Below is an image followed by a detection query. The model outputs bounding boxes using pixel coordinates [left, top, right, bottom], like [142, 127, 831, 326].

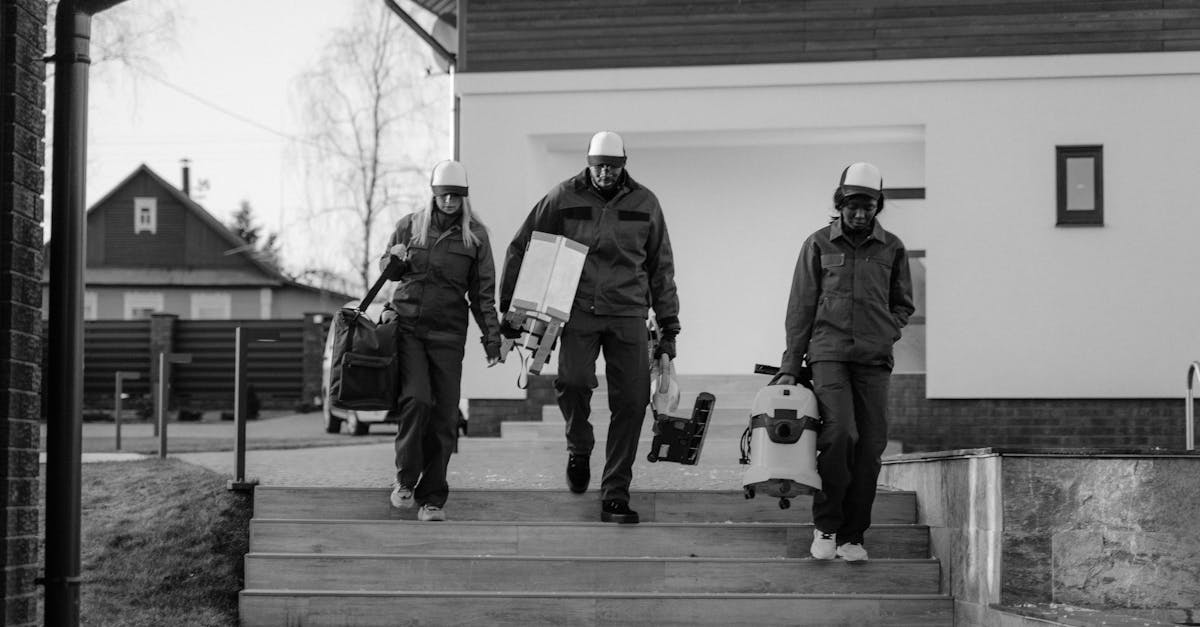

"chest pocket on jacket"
[820, 253, 848, 294]
[437, 240, 475, 286]
[559, 206, 594, 246]
[406, 243, 431, 275]
[616, 210, 650, 251]
[863, 255, 893, 300]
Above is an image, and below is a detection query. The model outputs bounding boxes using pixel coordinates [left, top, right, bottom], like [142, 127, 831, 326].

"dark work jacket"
[379, 213, 501, 355]
[499, 169, 680, 322]
[780, 218, 915, 373]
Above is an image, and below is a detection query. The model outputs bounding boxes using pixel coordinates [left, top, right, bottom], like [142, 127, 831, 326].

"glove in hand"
[499, 317, 524, 340]
[653, 336, 676, 360]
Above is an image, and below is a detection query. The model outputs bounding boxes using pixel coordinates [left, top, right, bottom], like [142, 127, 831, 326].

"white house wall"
[457, 52, 1200, 400]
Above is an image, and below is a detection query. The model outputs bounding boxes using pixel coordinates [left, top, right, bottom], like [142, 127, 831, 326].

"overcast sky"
[50, 0, 446, 275]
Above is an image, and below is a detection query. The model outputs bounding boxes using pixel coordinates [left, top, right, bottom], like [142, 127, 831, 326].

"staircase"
[240, 486, 953, 626]
[240, 376, 949, 625]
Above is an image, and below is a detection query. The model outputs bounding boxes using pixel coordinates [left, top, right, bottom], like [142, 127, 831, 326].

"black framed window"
[1056, 145, 1103, 226]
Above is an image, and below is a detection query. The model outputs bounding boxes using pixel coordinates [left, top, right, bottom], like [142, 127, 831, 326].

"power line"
[123, 64, 322, 149]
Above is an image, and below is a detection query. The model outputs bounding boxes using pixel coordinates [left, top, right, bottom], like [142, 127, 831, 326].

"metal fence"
[172, 319, 306, 409]
[46, 318, 313, 413]
[81, 319, 153, 400]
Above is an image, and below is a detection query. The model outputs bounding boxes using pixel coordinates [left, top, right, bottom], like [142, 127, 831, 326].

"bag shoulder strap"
[359, 257, 401, 311]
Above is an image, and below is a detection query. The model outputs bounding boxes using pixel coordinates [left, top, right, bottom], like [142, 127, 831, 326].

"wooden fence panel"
[81, 320, 153, 403]
[172, 319, 307, 410]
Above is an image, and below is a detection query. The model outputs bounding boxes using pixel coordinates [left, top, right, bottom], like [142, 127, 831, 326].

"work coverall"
[380, 212, 501, 508]
[500, 169, 680, 503]
[780, 218, 914, 544]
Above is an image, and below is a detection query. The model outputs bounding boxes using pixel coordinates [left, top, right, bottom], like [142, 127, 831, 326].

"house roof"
[411, 0, 455, 20]
[88, 164, 293, 284]
[42, 164, 355, 302]
[82, 267, 281, 287]
[83, 267, 356, 301]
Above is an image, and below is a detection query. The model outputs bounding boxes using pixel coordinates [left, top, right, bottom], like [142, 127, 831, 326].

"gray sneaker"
[810, 529, 836, 560]
[418, 504, 446, 522]
[390, 483, 414, 509]
[836, 543, 869, 562]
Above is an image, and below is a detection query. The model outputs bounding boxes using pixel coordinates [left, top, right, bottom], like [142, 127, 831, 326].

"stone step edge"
[249, 518, 926, 529]
[254, 486, 915, 495]
[247, 552, 939, 566]
[241, 589, 952, 601]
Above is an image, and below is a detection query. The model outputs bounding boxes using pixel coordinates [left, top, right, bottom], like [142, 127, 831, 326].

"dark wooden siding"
[183, 209, 249, 269]
[171, 319, 307, 409]
[70, 320, 155, 402]
[55, 319, 309, 410]
[460, 0, 1200, 72]
[86, 168, 263, 274]
[92, 170, 189, 266]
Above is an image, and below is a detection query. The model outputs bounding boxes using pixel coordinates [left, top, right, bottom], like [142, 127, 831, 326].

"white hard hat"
[587, 131, 627, 167]
[838, 162, 883, 200]
[430, 160, 468, 196]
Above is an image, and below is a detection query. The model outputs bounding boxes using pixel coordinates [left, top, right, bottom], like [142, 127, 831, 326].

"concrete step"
[239, 590, 955, 626]
[502, 420, 749, 441]
[538, 404, 752, 423]
[251, 487, 918, 524]
[499, 419, 904, 458]
[244, 553, 943, 594]
[249, 520, 931, 559]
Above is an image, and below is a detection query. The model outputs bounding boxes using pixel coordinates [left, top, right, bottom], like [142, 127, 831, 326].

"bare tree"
[293, 0, 448, 294]
[47, 1, 181, 79]
[43, 0, 183, 235]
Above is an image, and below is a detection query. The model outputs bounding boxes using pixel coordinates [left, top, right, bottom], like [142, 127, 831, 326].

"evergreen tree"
[228, 201, 282, 270]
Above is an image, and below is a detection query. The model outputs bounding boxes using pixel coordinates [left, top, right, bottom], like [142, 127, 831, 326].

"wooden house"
[40, 164, 351, 320]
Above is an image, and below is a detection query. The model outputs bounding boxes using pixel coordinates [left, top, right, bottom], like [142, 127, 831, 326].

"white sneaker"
[389, 484, 414, 509]
[810, 529, 837, 560]
[418, 504, 446, 522]
[836, 543, 869, 562]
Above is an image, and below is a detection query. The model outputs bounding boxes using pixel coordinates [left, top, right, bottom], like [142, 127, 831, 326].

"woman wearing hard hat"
[773, 162, 915, 561]
[379, 159, 502, 522]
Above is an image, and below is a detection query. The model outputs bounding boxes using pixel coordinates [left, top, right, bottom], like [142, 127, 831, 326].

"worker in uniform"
[774, 162, 914, 560]
[500, 131, 681, 524]
[381, 160, 502, 522]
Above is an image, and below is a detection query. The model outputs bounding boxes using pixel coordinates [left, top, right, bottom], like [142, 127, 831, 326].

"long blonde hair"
[409, 196, 484, 248]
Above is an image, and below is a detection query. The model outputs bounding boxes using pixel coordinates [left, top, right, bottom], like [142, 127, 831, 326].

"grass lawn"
[41, 459, 251, 626]
[42, 410, 398, 455]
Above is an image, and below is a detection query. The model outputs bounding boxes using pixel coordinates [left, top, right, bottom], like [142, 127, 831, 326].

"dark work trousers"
[393, 332, 465, 508]
[555, 311, 650, 503]
[810, 361, 891, 545]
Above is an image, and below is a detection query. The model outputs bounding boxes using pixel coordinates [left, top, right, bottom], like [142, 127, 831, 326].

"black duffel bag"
[328, 261, 401, 411]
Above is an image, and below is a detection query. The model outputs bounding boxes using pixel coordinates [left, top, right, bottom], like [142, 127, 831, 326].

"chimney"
[181, 158, 191, 197]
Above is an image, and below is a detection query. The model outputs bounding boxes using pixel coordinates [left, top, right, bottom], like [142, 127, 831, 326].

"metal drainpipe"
[43, 4, 91, 624]
[43, 1, 127, 625]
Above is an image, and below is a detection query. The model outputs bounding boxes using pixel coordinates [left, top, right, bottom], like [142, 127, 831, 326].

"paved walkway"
[41, 452, 151, 463]
[176, 434, 750, 490]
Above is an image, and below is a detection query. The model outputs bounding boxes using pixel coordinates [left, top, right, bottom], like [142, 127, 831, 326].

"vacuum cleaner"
[739, 365, 822, 509]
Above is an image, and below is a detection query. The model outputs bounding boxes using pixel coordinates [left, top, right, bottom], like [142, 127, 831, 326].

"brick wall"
[889, 374, 1188, 452]
[466, 375, 555, 437]
[1, 0, 48, 624]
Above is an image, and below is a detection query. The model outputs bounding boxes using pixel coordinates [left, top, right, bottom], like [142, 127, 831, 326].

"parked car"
[321, 301, 398, 435]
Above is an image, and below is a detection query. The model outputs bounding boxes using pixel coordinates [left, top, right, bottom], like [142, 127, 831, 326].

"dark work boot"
[601, 499, 639, 524]
[566, 453, 590, 494]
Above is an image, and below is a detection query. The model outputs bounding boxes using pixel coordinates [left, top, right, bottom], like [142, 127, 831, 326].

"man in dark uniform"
[774, 162, 914, 561]
[500, 131, 681, 524]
